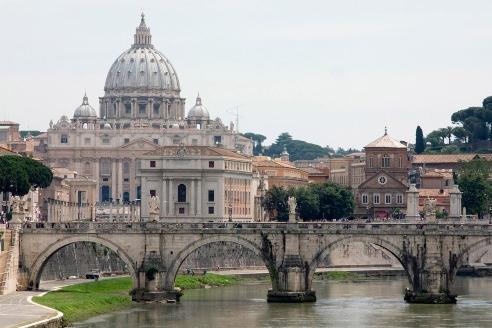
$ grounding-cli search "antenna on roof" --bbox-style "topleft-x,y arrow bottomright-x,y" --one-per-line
384,126 -> 388,135
226,105 -> 243,133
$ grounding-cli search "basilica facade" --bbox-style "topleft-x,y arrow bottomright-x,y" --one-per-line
43,15 -> 253,203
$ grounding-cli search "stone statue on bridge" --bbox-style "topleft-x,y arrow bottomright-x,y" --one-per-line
148,196 -> 160,222
288,196 -> 297,223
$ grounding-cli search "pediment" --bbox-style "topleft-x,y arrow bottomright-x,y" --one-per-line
119,139 -> 159,151
359,170 -> 407,190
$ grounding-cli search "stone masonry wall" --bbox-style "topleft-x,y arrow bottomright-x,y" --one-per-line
41,242 -> 127,280
40,241 -> 400,281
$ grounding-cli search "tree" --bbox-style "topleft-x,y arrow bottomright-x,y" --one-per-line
264,132 -> 329,161
242,132 -> 267,155
458,159 -> 492,219
452,126 -> 467,143
0,156 -> 53,196
264,183 -> 355,221
295,186 -> 319,219
262,186 -> 290,221
310,182 -> 355,220
415,126 -> 425,154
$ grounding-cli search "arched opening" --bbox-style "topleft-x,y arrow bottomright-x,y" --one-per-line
308,236 -> 412,291
177,184 -> 187,203
28,236 -> 137,291
454,237 -> 492,282
164,236 -> 274,292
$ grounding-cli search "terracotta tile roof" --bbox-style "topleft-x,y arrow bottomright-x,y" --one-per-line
301,167 -> 325,174
253,156 -> 297,169
365,134 -> 406,149
144,146 -> 249,159
0,120 -> 18,125
418,188 -> 450,197
412,154 -> 477,164
421,169 -> 453,179
0,146 -> 16,155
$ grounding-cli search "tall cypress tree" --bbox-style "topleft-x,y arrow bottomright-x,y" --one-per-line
415,126 -> 425,154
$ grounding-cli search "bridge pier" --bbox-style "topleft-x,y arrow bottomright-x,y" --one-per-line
404,269 -> 456,304
267,264 -> 316,303
267,234 -> 316,303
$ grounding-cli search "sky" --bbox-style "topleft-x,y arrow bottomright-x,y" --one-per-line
1,0 -> 492,149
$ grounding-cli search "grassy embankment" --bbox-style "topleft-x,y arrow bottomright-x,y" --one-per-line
33,274 -> 240,324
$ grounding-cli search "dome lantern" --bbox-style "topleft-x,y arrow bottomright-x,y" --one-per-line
133,13 -> 152,48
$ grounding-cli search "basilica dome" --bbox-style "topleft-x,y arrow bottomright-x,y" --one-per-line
188,95 -> 210,120
104,14 -> 180,94
73,93 -> 97,118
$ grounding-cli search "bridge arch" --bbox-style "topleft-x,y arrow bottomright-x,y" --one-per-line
307,235 -> 413,288
27,235 -> 138,290
454,237 -> 492,279
164,235 -> 275,290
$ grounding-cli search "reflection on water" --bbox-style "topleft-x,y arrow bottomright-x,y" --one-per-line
74,277 -> 492,328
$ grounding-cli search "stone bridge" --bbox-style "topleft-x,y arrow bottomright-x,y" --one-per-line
16,221 -> 492,303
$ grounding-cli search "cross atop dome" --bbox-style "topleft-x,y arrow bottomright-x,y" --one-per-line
133,13 -> 152,48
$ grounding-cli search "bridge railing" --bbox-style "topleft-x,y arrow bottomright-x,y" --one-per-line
16,220 -> 492,234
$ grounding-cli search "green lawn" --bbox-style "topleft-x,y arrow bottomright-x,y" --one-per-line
33,277 -> 132,324
33,273 -> 241,324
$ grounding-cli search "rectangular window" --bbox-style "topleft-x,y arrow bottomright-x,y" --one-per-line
153,103 -> 160,115
124,178 -> 129,182
150,190 -> 156,197
124,138 -> 130,144
385,194 -> 392,204
208,206 -> 215,214
208,190 -> 215,202
102,138 -> 110,144
213,136 -> 222,145
373,193 -> 380,205
179,207 -> 185,214
60,135 -> 68,144
396,194 -> 404,204
150,160 -> 156,168
398,157 -> 403,168
125,103 -> 131,114
368,157 -> 373,168
139,103 -> 146,114
382,155 -> 390,168
153,138 -> 159,144
209,161 -> 215,168
361,194 -> 368,205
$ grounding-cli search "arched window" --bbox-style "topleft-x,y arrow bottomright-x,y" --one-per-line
178,184 -> 187,203
382,154 -> 390,168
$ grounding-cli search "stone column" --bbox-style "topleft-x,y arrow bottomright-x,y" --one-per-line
161,179 -> 167,218
406,184 -> 420,220
196,180 -> 202,216
94,159 -> 100,202
118,159 -> 123,201
448,185 -> 462,219
168,179 -> 174,216
190,180 -> 195,216
111,160 -> 117,201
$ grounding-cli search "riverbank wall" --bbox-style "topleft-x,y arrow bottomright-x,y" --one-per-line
41,241 -> 400,280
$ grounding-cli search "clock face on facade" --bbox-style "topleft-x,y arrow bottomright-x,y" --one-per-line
378,176 -> 387,185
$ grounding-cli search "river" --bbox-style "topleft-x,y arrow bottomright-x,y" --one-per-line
73,276 -> 492,328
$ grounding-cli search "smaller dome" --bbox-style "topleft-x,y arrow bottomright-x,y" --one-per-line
188,94 -> 210,120
74,93 -> 97,118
